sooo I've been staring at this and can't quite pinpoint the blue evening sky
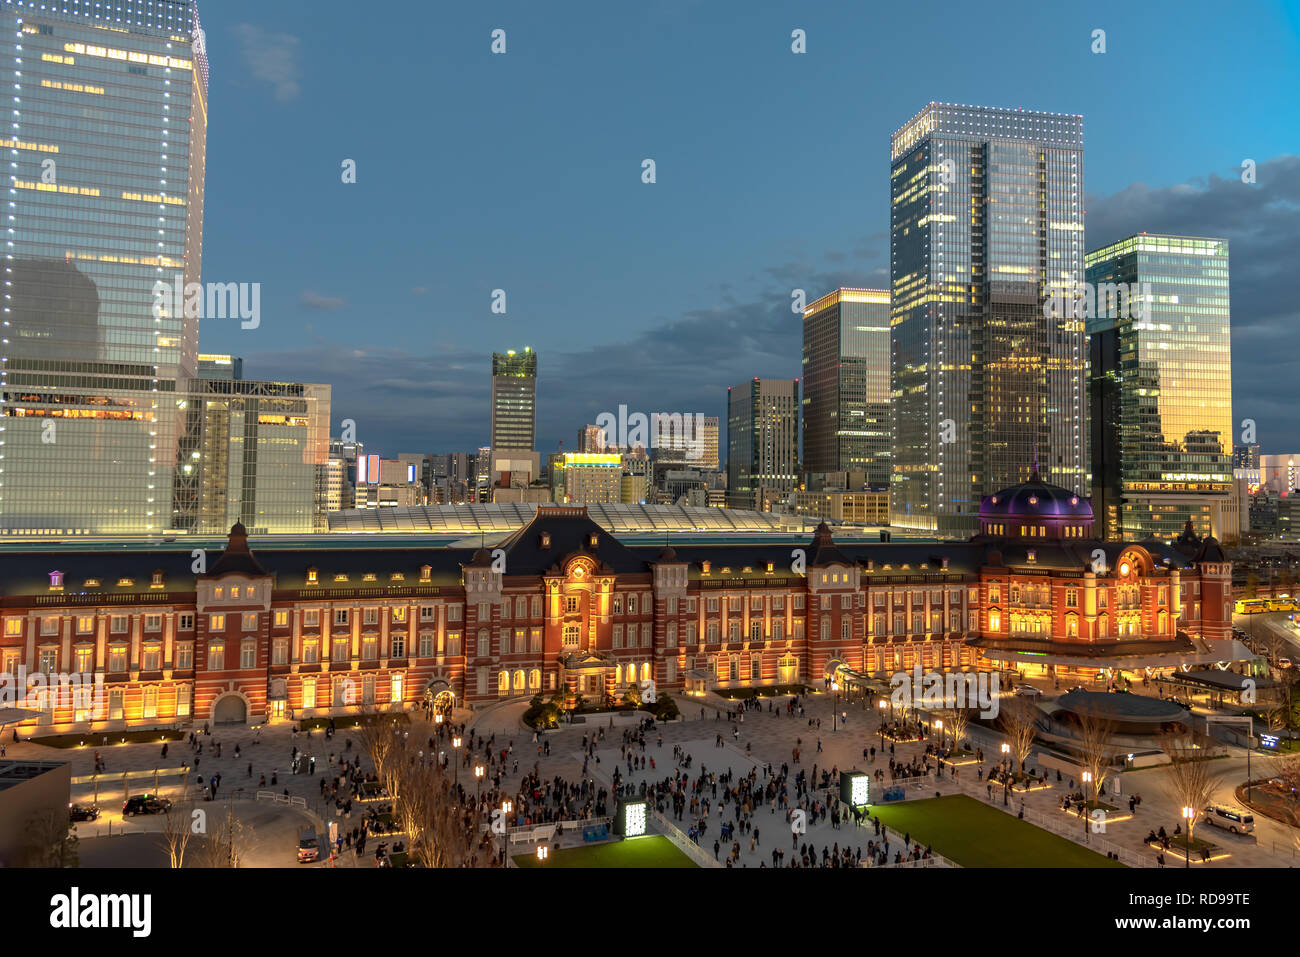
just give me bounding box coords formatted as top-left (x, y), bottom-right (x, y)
top-left (195, 0), bottom-right (1300, 457)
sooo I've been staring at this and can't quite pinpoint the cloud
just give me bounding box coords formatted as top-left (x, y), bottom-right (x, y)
top-left (411, 286), bottom-right (428, 295)
top-left (300, 290), bottom-right (345, 311)
top-left (1087, 155), bottom-right (1300, 451)
top-left (232, 24), bottom-right (302, 103)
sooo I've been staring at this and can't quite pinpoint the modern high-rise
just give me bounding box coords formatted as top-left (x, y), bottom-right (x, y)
top-left (172, 377), bottom-right (331, 533)
top-left (0, 0), bottom-right (209, 536)
top-left (489, 348), bottom-right (538, 479)
top-left (801, 288), bottom-right (891, 487)
top-left (1086, 234), bottom-right (1232, 540)
top-left (889, 103), bottom-right (1087, 534)
top-left (726, 379), bottom-right (799, 510)
top-left (653, 414), bottom-right (719, 470)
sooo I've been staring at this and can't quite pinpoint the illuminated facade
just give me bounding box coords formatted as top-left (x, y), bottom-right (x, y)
top-left (1086, 235), bottom-right (1232, 541)
top-left (490, 349), bottom-right (537, 477)
top-left (556, 453), bottom-right (622, 504)
top-left (727, 378), bottom-right (799, 510)
top-left (0, 0), bottom-right (208, 536)
top-left (890, 103), bottom-right (1087, 534)
top-left (0, 498), bottom-right (1239, 732)
top-left (801, 289), bottom-right (891, 486)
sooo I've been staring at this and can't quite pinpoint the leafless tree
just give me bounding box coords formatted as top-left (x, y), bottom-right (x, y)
top-left (192, 807), bottom-right (249, 868)
top-left (22, 809), bottom-right (79, 867)
top-left (158, 800), bottom-right (197, 868)
top-left (939, 708), bottom-right (970, 753)
top-left (355, 709), bottom-right (405, 798)
top-left (1160, 731), bottom-right (1224, 853)
top-left (389, 720), bottom-right (492, 868)
top-left (1076, 711), bottom-right (1118, 805)
top-left (998, 698), bottom-right (1039, 773)
top-left (1268, 751), bottom-right (1300, 826)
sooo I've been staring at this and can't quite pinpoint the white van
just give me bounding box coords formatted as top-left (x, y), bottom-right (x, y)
top-left (1202, 804), bottom-right (1254, 835)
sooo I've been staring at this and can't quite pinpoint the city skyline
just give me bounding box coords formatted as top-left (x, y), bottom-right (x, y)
top-left (184, 0), bottom-right (1300, 458)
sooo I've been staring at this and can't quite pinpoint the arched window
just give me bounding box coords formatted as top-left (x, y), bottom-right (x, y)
top-left (528, 668), bottom-right (541, 690)
top-left (614, 664), bottom-right (623, 685)
top-left (513, 669), bottom-right (526, 691)
top-left (497, 670), bottom-right (509, 697)
top-left (641, 662), bottom-right (651, 682)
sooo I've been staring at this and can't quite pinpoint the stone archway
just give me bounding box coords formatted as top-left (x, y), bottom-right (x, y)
top-left (212, 692), bottom-right (249, 726)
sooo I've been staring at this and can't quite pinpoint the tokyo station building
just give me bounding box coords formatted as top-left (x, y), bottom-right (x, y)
top-left (0, 477), bottom-right (1239, 732)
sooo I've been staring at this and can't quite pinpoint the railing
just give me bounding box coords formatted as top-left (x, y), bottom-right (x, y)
top-left (650, 808), bottom-right (721, 868)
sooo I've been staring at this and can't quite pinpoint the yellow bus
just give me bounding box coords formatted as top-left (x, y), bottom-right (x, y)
top-left (1236, 599), bottom-right (1269, 614)
top-left (1268, 597), bottom-right (1297, 612)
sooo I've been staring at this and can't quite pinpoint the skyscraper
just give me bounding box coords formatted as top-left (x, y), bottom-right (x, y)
top-left (0, 0), bottom-right (209, 535)
top-left (726, 379), bottom-right (799, 510)
top-left (801, 288), bottom-right (890, 487)
top-left (889, 103), bottom-right (1087, 534)
top-left (1086, 235), bottom-right (1233, 540)
top-left (489, 348), bottom-right (538, 479)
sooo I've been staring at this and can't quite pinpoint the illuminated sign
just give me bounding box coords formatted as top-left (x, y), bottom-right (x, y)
top-left (1260, 734), bottom-right (1279, 749)
top-left (616, 799), bottom-right (648, 837)
top-left (839, 770), bottom-right (870, 808)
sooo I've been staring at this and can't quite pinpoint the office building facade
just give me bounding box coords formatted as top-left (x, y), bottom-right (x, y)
top-left (889, 103), bottom-right (1087, 534)
top-left (490, 349), bottom-right (537, 478)
top-left (727, 379), bottom-right (799, 510)
top-left (0, 0), bottom-right (209, 536)
top-left (1086, 235), bottom-right (1232, 540)
top-left (801, 288), bottom-right (891, 487)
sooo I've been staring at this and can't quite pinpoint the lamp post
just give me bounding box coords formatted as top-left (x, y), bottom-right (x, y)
top-left (1000, 743), bottom-right (1011, 805)
top-left (536, 843), bottom-right (549, 863)
top-left (475, 763), bottom-right (485, 798)
top-left (1181, 806), bottom-right (1194, 869)
top-left (935, 719), bottom-right (944, 753)
top-left (1082, 771), bottom-right (1093, 841)
top-left (878, 699), bottom-right (888, 752)
top-left (452, 735), bottom-right (462, 785)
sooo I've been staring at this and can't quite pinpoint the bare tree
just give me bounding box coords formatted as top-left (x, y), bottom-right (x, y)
top-left (388, 717), bottom-right (493, 868)
top-left (354, 710), bottom-right (404, 799)
top-left (22, 809), bottom-right (79, 867)
top-left (158, 800), bottom-right (196, 868)
top-left (939, 708), bottom-right (970, 753)
top-left (1160, 731), bottom-right (1224, 854)
top-left (1076, 711), bottom-right (1118, 805)
top-left (998, 698), bottom-right (1039, 774)
top-left (192, 807), bottom-right (249, 868)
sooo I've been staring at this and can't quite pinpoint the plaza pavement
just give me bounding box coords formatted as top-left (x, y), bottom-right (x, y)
top-left (6, 682), bottom-right (1297, 868)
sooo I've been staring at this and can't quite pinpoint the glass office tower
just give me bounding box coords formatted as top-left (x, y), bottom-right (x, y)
top-left (490, 349), bottom-right (537, 452)
top-left (726, 378), bottom-right (799, 510)
top-left (889, 103), bottom-right (1086, 534)
top-left (0, 0), bottom-right (208, 536)
top-left (1086, 234), bottom-right (1232, 541)
top-left (801, 288), bottom-right (890, 487)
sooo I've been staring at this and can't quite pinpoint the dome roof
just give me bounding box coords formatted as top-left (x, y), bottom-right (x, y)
top-left (980, 470), bottom-right (1093, 520)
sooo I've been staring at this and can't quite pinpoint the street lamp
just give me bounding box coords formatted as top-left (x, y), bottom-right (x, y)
top-left (1000, 743), bottom-right (1011, 805)
top-left (475, 763), bottom-right (485, 797)
top-left (1181, 806), bottom-right (1195, 869)
top-left (452, 735), bottom-right (462, 784)
top-left (878, 699), bottom-right (888, 752)
top-left (831, 682), bottom-right (839, 733)
top-left (1082, 771), bottom-right (1093, 840)
top-left (536, 844), bottom-right (549, 863)
top-left (935, 719), bottom-right (944, 753)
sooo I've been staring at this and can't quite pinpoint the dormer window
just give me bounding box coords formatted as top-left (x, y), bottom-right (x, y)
top-left (151, 569), bottom-right (165, 588)
top-left (420, 565), bottom-right (432, 582)
top-left (765, 562), bottom-right (774, 573)
top-left (84, 578), bottom-right (100, 588)
top-left (117, 577), bottom-right (134, 588)
top-left (334, 574), bottom-right (349, 583)
top-left (390, 573), bottom-right (405, 582)
top-left (701, 561), bottom-right (711, 575)
top-left (306, 567), bottom-right (319, 585)
top-left (540, 532), bottom-right (551, 548)
top-left (48, 570), bottom-right (64, 589)
top-left (362, 573), bottom-right (377, 582)
top-left (1026, 549), bottom-right (1037, 564)
top-left (588, 533), bottom-right (599, 548)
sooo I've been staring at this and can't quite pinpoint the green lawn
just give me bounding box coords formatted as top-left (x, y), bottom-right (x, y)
top-left (29, 729), bottom-right (186, 749)
top-left (513, 835), bottom-right (697, 869)
top-left (868, 795), bottom-right (1125, 868)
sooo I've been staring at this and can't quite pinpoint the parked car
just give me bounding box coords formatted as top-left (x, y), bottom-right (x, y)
top-left (69, 803), bottom-right (100, 822)
top-left (122, 794), bottom-right (172, 817)
top-left (1014, 684), bottom-right (1043, 697)
top-left (1202, 804), bottom-right (1254, 835)
top-left (297, 826), bottom-right (320, 863)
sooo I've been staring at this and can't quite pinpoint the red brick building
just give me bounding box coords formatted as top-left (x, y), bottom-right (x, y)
top-left (0, 482), bottom-right (1239, 733)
